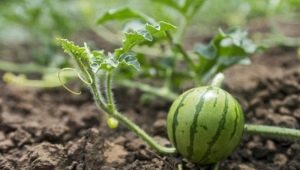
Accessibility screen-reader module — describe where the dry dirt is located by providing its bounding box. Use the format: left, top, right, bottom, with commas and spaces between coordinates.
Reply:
0, 47, 300, 170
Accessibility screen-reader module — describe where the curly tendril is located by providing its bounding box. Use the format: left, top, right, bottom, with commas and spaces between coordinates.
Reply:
58, 67, 93, 95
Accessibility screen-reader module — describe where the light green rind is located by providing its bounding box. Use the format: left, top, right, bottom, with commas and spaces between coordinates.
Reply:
167, 89, 197, 150
167, 86, 245, 164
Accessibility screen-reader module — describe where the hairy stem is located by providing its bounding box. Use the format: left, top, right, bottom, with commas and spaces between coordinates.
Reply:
244, 124, 300, 140
113, 111, 176, 154
105, 71, 116, 111
91, 74, 176, 154
90, 79, 110, 114
166, 32, 197, 71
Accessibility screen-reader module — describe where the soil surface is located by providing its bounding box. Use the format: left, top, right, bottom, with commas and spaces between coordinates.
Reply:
0, 46, 300, 170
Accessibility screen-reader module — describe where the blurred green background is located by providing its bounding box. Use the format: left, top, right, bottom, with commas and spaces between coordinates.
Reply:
0, 0, 299, 71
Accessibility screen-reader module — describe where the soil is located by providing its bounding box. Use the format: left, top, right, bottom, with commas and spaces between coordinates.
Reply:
1, 46, 300, 169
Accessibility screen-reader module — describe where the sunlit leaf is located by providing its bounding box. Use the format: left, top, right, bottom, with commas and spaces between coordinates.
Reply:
152, 0, 182, 12
58, 38, 141, 73
99, 53, 119, 71
57, 38, 87, 62
118, 52, 140, 71
194, 28, 258, 83
115, 21, 176, 57
87, 48, 105, 73
97, 7, 155, 25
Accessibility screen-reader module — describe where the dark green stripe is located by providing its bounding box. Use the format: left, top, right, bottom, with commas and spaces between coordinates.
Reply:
172, 90, 195, 149
199, 93, 229, 162
230, 103, 239, 140
187, 87, 213, 159
213, 89, 219, 107
199, 124, 208, 130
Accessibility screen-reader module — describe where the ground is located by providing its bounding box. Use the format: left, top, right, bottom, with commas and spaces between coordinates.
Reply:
0, 46, 300, 170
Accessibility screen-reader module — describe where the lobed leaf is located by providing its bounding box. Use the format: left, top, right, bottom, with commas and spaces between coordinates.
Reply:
194, 28, 258, 83
97, 7, 155, 25
115, 21, 176, 57
119, 52, 141, 71
58, 38, 140, 73
99, 54, 119, 71
57, 38, 87, 61
151, 0, 182, 12
84, 45, 105, 73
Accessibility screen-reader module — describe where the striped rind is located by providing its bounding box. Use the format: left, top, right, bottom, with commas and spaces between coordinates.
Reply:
167, 86, 245, 164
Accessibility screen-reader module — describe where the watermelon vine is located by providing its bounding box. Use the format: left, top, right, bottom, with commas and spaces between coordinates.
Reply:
58, 39, 300, 169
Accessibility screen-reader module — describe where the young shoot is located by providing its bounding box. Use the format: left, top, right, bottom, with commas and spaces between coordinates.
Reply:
58, 37, 176, 154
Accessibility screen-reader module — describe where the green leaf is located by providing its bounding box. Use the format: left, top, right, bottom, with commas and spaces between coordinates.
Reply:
97, 7, 155, 25
99, 53, 119, 71
146, 21, 176, 37
58, 39, 99, 75
118, 52, 140, 71
152, 0, 182, 12
86, 48, 105, 73
182, 0, 206, 17
151, 0, 206, 18
83, 43, 118, 73
194, 28, 258, 83
57, 38, 86, 61
115, 21, 176, 57
194, 43, 216, 60
58, 38, 139, 74
216, 29, 257, 66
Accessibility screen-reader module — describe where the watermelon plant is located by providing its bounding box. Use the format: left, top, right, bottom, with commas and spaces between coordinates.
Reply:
95, 2, 259, 101
57, 32, 300, 168
2, 0, 250, 94
2, 0, 298, 90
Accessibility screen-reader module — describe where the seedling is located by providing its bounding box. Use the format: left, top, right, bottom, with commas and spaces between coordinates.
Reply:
58, 33, 300, 168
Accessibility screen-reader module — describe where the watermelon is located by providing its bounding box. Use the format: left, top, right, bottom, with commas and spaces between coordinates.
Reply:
167, 86, 244, 164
